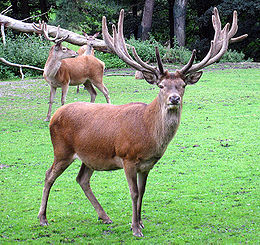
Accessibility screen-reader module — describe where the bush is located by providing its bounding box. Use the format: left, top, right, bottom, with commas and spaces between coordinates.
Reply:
219, 49, 252, 63
127, 36, 166, 63
95, 52, 128, 69
0, 31, 49, 80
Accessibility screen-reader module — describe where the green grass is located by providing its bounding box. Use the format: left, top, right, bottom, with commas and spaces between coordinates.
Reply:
0, 68, 259, 244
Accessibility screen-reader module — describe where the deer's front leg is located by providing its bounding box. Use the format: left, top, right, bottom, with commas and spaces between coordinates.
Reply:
137, 171, 149, 229
45, 86, 57, 121
61, 84, 69, 105
123, 161, 143, 237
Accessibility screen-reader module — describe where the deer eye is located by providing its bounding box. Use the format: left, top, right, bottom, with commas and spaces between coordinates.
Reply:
62, 47, 67, 52
158, 84, 164, 89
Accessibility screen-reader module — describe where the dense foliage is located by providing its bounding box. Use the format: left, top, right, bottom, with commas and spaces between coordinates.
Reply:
0, 32, 49, 79
0, 0, 259, 61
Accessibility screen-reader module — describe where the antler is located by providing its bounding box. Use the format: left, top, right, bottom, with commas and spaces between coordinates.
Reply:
102, 9, 164, 84
180, 7, 248, 74
32, 21, 69, 44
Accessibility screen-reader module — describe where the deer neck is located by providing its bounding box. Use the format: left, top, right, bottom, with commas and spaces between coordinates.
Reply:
85, 45, 93, 55
145, 96, 182, 153
44, 55, 62, 78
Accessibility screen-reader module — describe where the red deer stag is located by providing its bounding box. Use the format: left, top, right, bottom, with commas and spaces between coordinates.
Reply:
33, 22, 110, 121
37, 8, 247, 237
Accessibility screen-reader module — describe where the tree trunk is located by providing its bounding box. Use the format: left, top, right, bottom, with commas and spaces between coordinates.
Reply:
132, 0, 138, 39
173, 0, 188, 46
141, 0, 155, 41
168, 0, 175, 48
39, 0, 48, 22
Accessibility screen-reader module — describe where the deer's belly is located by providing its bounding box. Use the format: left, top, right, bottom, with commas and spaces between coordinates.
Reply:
69, 78, 87, 86
74, 154, 124, 171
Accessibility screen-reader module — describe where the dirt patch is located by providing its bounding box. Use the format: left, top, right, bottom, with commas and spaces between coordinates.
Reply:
0, 164, 10, 169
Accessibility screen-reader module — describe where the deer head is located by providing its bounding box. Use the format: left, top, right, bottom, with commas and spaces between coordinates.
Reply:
33, 21, 78, 60
82, 31, 100, 47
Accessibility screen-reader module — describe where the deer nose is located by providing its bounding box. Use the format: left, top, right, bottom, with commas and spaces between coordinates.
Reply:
169, 95, 181, 105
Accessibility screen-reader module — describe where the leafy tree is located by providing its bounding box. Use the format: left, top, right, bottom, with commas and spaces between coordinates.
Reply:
1, 0, 55, 21
186, 0, 260, 61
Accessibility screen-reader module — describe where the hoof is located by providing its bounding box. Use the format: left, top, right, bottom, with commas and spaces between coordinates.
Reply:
133, 229, 144, 237
98, 217, 113, 224
132, 226, 144, 237
39, 215, 49, 226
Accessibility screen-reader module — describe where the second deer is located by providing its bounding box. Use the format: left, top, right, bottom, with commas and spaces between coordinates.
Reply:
33, 23, 110, 121
76, 31, 100, 93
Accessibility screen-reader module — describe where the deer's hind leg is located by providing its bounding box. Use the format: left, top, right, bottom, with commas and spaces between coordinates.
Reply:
95, 83, 110, 103
83, 80, 97, 103
76, 163, 112, 224
38, 145, 75, 226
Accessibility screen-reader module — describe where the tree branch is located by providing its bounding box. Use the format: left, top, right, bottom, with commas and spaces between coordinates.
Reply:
1, 23, 6, 45
0, 14, 112, 53
0, 57, 44, 80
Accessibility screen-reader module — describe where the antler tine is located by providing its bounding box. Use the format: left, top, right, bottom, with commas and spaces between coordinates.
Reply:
228, 10, 238, 39
155, 46, 164, 74
181, 7, 247, 75
102, 9, 163, 84
228, 10, 248, 43
230, 34, 248, 43
33, 20, 66, 44
32, 20, 44, 32
179, 49, 197, 74
117, 9, 131, 59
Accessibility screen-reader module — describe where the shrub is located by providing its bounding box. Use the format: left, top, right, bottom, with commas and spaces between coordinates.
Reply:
0, 31, 49, 80
162, 46, 193, 64
219, 49, 252, 63
127, 36, 166, 63
95, 52, 128, 69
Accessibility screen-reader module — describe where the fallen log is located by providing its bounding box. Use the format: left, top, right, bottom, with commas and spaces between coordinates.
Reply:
0, 14, 111, 53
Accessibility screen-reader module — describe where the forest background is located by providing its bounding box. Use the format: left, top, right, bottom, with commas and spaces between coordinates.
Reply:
0, 0, 259, 79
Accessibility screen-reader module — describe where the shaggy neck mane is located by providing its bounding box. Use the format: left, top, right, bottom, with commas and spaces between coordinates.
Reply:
44, 49, 62, 78
144, 96, 182, 153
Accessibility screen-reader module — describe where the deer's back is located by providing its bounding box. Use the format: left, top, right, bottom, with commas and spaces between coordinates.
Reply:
58, 56, 104, 85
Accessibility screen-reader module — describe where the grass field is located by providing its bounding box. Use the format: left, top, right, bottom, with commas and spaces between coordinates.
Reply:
0, 68, 259, 244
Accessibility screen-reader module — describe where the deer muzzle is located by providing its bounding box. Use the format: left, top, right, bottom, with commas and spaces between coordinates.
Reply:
168, 95, 181, 105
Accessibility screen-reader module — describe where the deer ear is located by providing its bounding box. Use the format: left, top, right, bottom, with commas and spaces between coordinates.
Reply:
185, 71, 203, 85
142, 72, 158, 85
